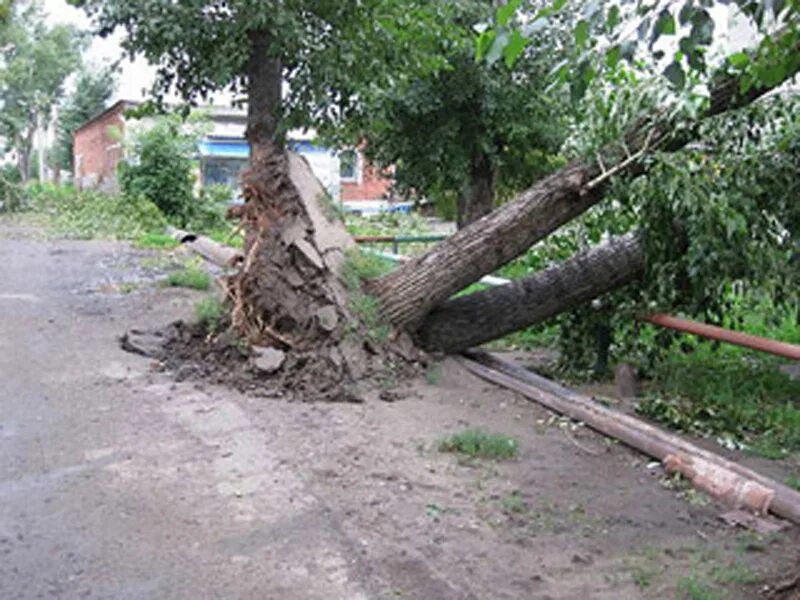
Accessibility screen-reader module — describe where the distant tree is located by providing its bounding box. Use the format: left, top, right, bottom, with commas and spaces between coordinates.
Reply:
0, 3, 84, 181
51, 64, 116, 178
355, 1, 567, 227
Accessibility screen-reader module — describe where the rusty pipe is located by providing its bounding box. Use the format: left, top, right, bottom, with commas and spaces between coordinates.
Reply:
643, 313, 800, 361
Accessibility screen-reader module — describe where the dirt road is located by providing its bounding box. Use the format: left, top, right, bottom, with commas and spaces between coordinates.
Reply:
1, 225, 797, 599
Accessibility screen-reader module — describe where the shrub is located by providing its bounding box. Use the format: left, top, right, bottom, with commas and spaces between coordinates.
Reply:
118, 114, 207, 225
0, 164, 23, 212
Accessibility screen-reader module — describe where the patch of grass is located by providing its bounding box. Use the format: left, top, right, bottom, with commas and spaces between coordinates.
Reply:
205, 227, 244, 250
341, 248, 395, 291
341, 249, 395, 343
23, 183, 166, 240
135, 232, 180, 249
637, 354, 800, 457
439, 429, 518, 460
166, 266, 212, 290
677, 575, 722, 600
195, 297, 223, 333
627, 548, 664, 589
500, 490, 527, 514
710, 561, 761, 585
786, 475, 800, 491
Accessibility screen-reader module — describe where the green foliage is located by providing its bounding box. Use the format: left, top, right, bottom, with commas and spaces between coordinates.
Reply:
118, 113, 208, 225
481, 0, 799, 107
341, 249, 394, 343
195, 297, 223, 333
677, 574, 722, 600
786, 475, 800, 491
439, 429, 518, 460
52, 64, 117, 172
0, 163, 23, 212
341, 248, 395, 292
166, 265, 211, 290
70, 0, 450, 135
637, 353, 800, 457
0, 3, 85, 180
23, 182, 166, 239
500, 490, 527, 514
352, 1, 567, 220
187, 183, 231, 232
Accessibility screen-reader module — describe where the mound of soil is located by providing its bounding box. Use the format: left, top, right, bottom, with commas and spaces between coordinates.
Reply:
121, 320, 424, 402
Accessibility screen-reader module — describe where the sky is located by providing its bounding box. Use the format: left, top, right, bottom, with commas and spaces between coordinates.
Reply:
42, 0, 162, 102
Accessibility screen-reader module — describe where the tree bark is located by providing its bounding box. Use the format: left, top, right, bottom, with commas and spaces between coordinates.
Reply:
457, 150, 494, 228
227, 29, 372, 399
417, 232, 645, 353
369, 47, 800, 332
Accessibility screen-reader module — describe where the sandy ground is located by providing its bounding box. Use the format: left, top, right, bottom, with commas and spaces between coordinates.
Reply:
1, 220, 798, 599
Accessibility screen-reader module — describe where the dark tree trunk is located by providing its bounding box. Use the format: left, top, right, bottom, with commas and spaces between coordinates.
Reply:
369, 50, 800, 332
417, 233, 645, 353
457, 151, 494, 228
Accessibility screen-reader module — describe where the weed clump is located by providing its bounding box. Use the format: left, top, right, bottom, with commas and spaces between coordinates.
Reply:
439, 429, 518, 460
195, 297, 223, 333
166, 266, 211, 290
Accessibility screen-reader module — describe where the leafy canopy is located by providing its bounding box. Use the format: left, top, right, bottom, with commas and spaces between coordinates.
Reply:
69, 0, 452, 135
352, 0, 568, 215
0, 2, 84, 172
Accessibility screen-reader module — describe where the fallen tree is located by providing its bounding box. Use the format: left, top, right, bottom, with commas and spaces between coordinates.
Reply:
418, 232, 645, 353
369, 42, 800, 332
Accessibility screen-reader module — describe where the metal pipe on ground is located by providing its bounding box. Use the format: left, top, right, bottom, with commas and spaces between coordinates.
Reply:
166, 226, 243, 268
461, 350, 800, 526
643, 313, 800, 361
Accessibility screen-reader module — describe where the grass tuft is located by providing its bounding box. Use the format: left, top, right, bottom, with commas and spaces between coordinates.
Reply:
166, 266, 211, 290
439, 429, 519, 460
195, 297, 223, 333
135, 232, 180, 249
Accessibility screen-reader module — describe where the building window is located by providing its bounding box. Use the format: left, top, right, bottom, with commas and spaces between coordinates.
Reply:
339, 149, 359, 182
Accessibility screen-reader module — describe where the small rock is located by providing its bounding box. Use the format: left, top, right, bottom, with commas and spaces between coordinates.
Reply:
316, 305, 338, 332
252, 346, 286, 374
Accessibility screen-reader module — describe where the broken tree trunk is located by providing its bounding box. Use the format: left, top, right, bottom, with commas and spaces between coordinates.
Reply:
368, 41, 800, 332
418, 232, 645, 353
226, 31, 375, 399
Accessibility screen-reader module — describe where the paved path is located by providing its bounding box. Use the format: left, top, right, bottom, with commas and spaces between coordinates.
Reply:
0, 236, 378, 599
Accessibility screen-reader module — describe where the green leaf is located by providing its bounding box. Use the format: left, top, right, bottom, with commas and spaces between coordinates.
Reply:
574, 19, 590, 47
655, 9, 676, 35
664, 61, 686, 88
497, 0, 523, 27
728, 51, 749, 68
606, 45, 621, 69
475, 29, 497, 61
503, 30, 529, 67
606, 5, 621, 31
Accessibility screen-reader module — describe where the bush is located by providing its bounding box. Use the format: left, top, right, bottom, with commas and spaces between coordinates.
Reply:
0, 164, 23, 212
118, 114, 207, 225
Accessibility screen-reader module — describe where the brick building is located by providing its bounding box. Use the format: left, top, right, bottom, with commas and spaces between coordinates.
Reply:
72, 100, 397, 209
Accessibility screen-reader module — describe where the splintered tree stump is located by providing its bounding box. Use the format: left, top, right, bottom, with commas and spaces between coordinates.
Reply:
228, 149, 375, 400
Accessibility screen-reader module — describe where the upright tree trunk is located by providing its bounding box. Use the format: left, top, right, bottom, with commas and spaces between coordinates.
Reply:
457, 150, 494, 228
417, 233, 644, 353
369, 50, 800, 332
228, 30, 371, 399
15, 132, 30, 183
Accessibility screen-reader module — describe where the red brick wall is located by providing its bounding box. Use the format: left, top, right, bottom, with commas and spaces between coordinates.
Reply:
73, 103, 126, 190
341, 159, 393, 202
